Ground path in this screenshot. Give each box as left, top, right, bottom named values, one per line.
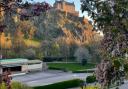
left=13, top=70, right=90, bottom=87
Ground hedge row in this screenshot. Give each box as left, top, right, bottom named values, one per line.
left=72, top=70, right=95, bottom=73
left=33, top=79, right=83, bottom=89
left=48, top=67, right=68, bottom=72
left=49, top=67, right=95, bottom=73
left=86, top=75, right=96, bottom=83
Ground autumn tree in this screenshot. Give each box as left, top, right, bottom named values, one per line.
left=0, top=0, right=51, bottom=85
left=12, top=29, right=25, bottom=56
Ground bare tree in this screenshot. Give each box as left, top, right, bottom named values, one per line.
left=74, top=47, right=91, bottom=65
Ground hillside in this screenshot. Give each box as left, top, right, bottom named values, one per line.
left=0, top=9, right=102, bottom=59
left=1, top=9, right=97, bottom=47
left=21, top=9, right=97, bottom=44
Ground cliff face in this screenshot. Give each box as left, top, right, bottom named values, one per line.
left=1, top=9, right=97, bottom=47
left=30, top=9, right=96, bottom=45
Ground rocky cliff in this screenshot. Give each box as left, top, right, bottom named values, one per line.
left=1, top=9, right=99, bottom=47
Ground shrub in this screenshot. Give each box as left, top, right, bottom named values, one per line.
left=0, top=82, right=32, bottom=89
left=34, top=79, right=83, bottom=89
left=81, top=59, right=87, bottom=66
left=124, top=63, right=128, bottom=72
left=113, top=59, right=121, bottom=69
left=86, top=75, right=96, bottom=83
left=12, top=82, right=33, bottom=89
left=0, top=83, right=6, bottom=89
left=85, top=85, right=101, bottom=89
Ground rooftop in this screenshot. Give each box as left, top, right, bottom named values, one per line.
left=0, top=58, right=28, bottom=64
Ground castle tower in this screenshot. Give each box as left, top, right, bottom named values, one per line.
left=62, top=0, right=66, bottom=10
left=54, top=0, right=79, bottom=16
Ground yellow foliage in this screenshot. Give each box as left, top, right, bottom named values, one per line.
left=0, top=82, right=6, bottom=89
left=80, top=84, right=101, bottom=89
left=13, top=16, right=19, bottom=23
left=29, top=27, right=36, bottom=39
left=0, top=32, right=12, bottom=49
left=0, top=82, right=32, bottom=89
left=24, top=39, right=40, bottom=48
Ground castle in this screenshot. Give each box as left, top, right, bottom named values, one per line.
left=53, top=0, right=79, bottom=16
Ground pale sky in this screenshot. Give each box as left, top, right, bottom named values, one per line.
left=25, top=0, right=89, bottom=18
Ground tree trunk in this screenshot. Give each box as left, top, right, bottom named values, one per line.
left=0, top=66, right=2, bottom=84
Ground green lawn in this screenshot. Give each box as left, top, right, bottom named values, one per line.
left=47, top=63, right=96, bottom=71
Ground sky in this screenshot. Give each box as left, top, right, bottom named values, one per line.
left=25, top=0, right=89, bottom=18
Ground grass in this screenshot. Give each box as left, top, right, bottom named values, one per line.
left=24, top=39, right=41, bottom=47
left=48, top=63, right=95, bottom=72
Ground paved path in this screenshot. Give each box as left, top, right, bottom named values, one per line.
left=13, top=70, right=90, bottom=87
left=13, top=70, right=128, bottom=88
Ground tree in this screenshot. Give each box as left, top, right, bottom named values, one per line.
left=81, top=0, right=128, bottom=58
left=74, top=47, right=91, bottom=65
left=95, top=59, right=113, bottom=89
left=23, top=48, right=36, bottom=60
left=0, top=0, right=51, bottom=85
left=13, top=29, right=25, bottom=54
left=40, top=40, right=51, bottom=57
left=50, top=42, right=60, bottom=57
left=0, top=0, right=51, bottom=20
left=81, top=0, right=128, bottom=88
left=36, top=48, right=44, bottom=60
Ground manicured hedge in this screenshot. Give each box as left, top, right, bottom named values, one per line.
left=86, top=75, right=96, bottom=83
left=48, top=67, right=68, bottom=72
left=73, top=70, right=94, bottom=73
left=49, top=67, right=95, bottom=73
left=34, top=79, right=83, bottom=89
left=48, top=67, right=64, bottom=70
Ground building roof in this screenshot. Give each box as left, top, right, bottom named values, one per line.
left=0, top=58, right=28, bottom=65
